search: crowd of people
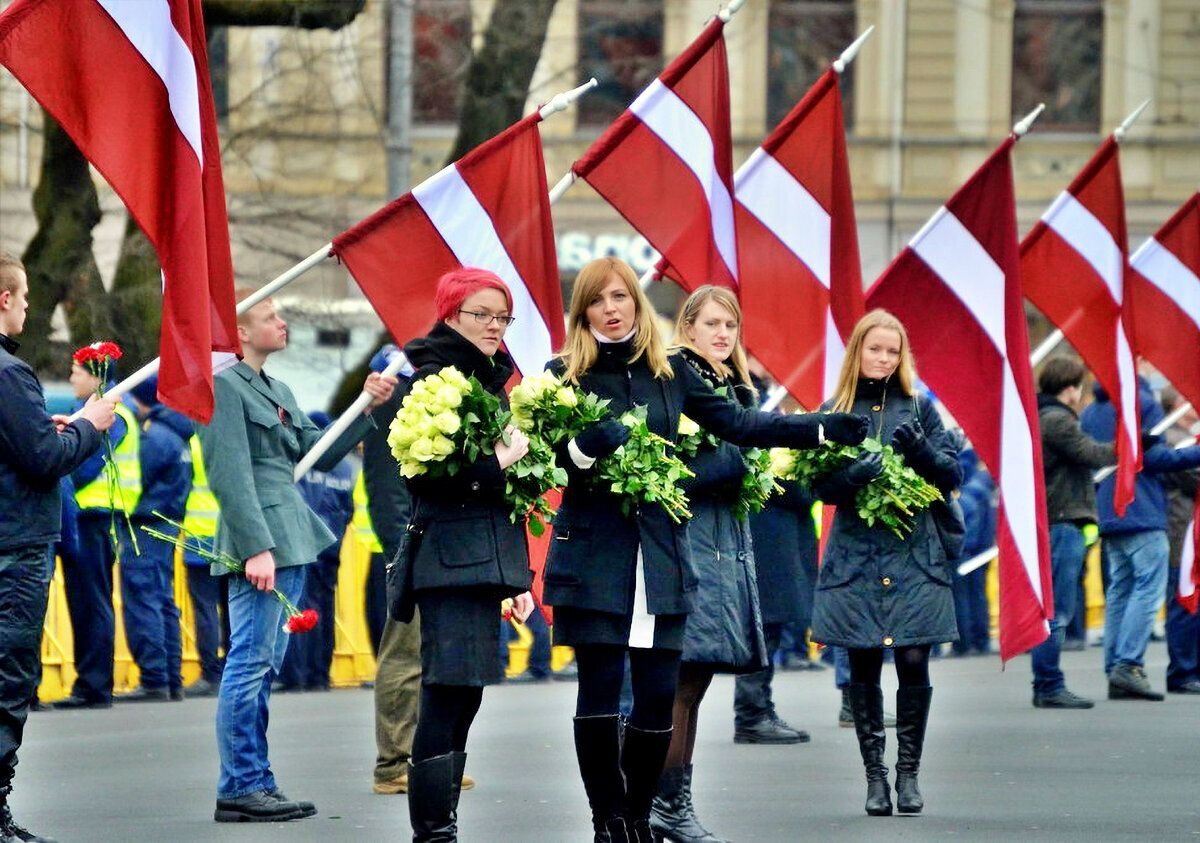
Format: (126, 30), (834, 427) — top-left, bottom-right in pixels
(1, 250), (1198, 843)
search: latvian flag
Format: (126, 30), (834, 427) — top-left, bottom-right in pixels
(331, 114), (564, 376)
(866, 136), (1053, 660)
(735, 67), (864, 410)
(573, 17), (736, 293)
(0, 0), (240, 423)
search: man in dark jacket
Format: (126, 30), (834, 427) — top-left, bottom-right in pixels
(116, 376), (193, 702)
(1159, 389), (1200, 694)
(1082, 375), (1200, 701)
(0, 253), (114, 842)
(951, 441), (996, 657)
(1029, 356), (1114, 709)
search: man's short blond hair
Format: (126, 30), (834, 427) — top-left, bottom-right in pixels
(0, 252), (25, 296)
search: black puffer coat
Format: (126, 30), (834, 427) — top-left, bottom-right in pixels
(675, 350), (766, 673)
(543, 339), (825, 618)
(810, 377), (961, 649)
(399, 323), (532, 599)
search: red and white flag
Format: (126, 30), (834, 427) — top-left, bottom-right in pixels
(735, 67), (864, 410)
(331, 113), (564, 376)
(866, 137), (1053, 661)
(572, 18), (736, 292)
(1021, 138), (1141, 515)
(0, 0), (239, 423)
(1128, 193), (1200, 612)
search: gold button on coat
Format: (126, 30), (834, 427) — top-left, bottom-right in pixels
(882, 576), (892, 586)
(883, 636), (894, 646)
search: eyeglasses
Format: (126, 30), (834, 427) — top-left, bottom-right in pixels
(458, 310), (516, 327)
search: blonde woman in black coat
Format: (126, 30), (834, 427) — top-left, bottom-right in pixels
(810, 309), (961, 818)
(543, 258), (868, 843)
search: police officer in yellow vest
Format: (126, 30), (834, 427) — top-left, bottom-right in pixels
(53, 355), (141, 710)
(182, 435), (226, 698)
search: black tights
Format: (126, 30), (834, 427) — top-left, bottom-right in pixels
(665, 663), (714, 769)
(411, 683), (483, 762)
(574, 645), (680, 731)
(848, 645), (931, 687)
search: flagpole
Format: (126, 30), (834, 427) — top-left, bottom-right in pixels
(1029, 328), (1065, 367)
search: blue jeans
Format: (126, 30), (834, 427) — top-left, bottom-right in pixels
(952, 561), (991, 654)
(1103, 530), (1170, 674)
(1030, 524), (1087, 695)
(833, 645), (850, 689)
(215, 564), (306, 798)
(1166, 566), (1200, 689)
(121, 521), (182, 690)
(0, 544), (53, 788)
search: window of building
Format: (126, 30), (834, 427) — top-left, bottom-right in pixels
(577, 0), (665, 128)
(316, 327), (352, 349)
(412, 0), (473, 126)
(766, 0), (857, 131)
(1011, 0), (1102, 132)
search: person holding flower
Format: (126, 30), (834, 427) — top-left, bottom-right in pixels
(543, 257), (867, 843)
(198, 288), (396, 824)
(389, 268), (535, 842)
(809, 309), (961, 818)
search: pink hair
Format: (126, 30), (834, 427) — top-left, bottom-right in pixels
(435, 267), (513, 322)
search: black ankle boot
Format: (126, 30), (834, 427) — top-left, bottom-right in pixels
(620, 724), (673, 842)
(848, 684), (892, 817)
(649, 764), (724, 842)
(574, 715), (628, 842)
(407, 754), (458, 842)
(1, 786), (57, 843)
(895, 686), (933, 814)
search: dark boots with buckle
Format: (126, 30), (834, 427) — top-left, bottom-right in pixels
(894, 686), (933, 814)
(407, 753), (458, 842)
(848, 684), (892, 817)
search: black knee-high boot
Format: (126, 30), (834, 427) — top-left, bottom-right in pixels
(574, 715), (630, 842)
(621, 724), (673, 842)
(895, 686), (933, 814)
(848, 684), (892, 817)
(407, 754), (458, 842)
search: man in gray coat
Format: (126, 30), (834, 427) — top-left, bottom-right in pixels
(199, 290), (394, 823)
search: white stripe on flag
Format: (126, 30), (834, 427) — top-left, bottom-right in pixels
(1131, 237), (1200, 331)
(1041, 191), (1124, 305)
(412, 164), (553, 375)
(1181, 521), (1196, 600)
(96, 0), (204, 168)
(910, 207), (1043, 605)
(734, 148), (831, 288)
(629, 80), (738, 282)
(822, 309), (844, 403)
(1115, 322), (1140, 457)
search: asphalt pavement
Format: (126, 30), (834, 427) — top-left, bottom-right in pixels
(10, 641), (1199, 842)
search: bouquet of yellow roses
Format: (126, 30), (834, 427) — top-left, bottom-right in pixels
(386, 366), (562, 533)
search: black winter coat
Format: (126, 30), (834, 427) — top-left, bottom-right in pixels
(0, 335), (103, 552)
(399, 324), (532, 598)
(749, 479), (817, 626)
(675, 350), (766, 672)
(363, 385), (414, 561)
(811, 377), (961, 649)
(542, 338), (824, 618)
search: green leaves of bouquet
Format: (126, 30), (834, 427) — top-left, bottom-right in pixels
(678, 414), (779, 521)
(772, 438), (942, 539)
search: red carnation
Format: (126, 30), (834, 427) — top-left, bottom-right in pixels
(284, 608), (319, 634)
(95, 341), (123, 360)
(72, 346), (101, 366)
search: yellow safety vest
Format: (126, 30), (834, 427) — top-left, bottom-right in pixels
(75, 402), (141, 512)
(183, 436), (219, 538)
(352, 470), (382, 553)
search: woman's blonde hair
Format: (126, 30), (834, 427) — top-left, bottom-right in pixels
(557, 257), (673, 383)
(829, 309), (917, 412)
(671, 285), (756, 396)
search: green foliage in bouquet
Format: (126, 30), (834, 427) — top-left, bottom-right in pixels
(734, 447), (783, 521)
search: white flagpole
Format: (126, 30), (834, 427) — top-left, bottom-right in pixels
(294, 80), (597, 481)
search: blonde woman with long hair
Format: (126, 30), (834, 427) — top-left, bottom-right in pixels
(543, 259), (868, 843)
(810, 309), (961, 819)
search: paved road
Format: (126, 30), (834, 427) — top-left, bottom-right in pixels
(11, 642), (1199, 841)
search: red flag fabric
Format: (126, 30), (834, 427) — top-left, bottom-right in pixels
(1129, 193), (1200, 412)
(735, 68), (864, 410)
(1179, 502), (1199, 614)
(331, 114), (564, 375)
(525, 489), (562, 624)
(0, 0), (239, 422)
(1021, 138), (1141, 515)
(866, 137), (1053, 661)
(573, 18), (736, 292)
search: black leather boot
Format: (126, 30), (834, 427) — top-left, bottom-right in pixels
(848, 684), (892, 817)
(1, 786), (57, 843)
(895, 686), (933, 814)
(574, 715), (629, 842)
(450, 752), (469, 814)
(407, 754), (458, 842)
(649, 765), (724, 842)
(620, 724), (673, 842)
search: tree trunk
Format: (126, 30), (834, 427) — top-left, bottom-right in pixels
(19, 111), (108, 379)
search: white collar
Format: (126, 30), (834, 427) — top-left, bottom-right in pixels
(590, 325), (637, 344)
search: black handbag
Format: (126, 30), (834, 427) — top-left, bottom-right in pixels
(386, 521), (423, 623)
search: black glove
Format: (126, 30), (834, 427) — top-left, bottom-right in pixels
(891, 421), (925, 456)
(844, 452), (884, 487)
(574, 420), (631, 460)
(1141, 431), (1163, 452)
(823, 413), (868, 445)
